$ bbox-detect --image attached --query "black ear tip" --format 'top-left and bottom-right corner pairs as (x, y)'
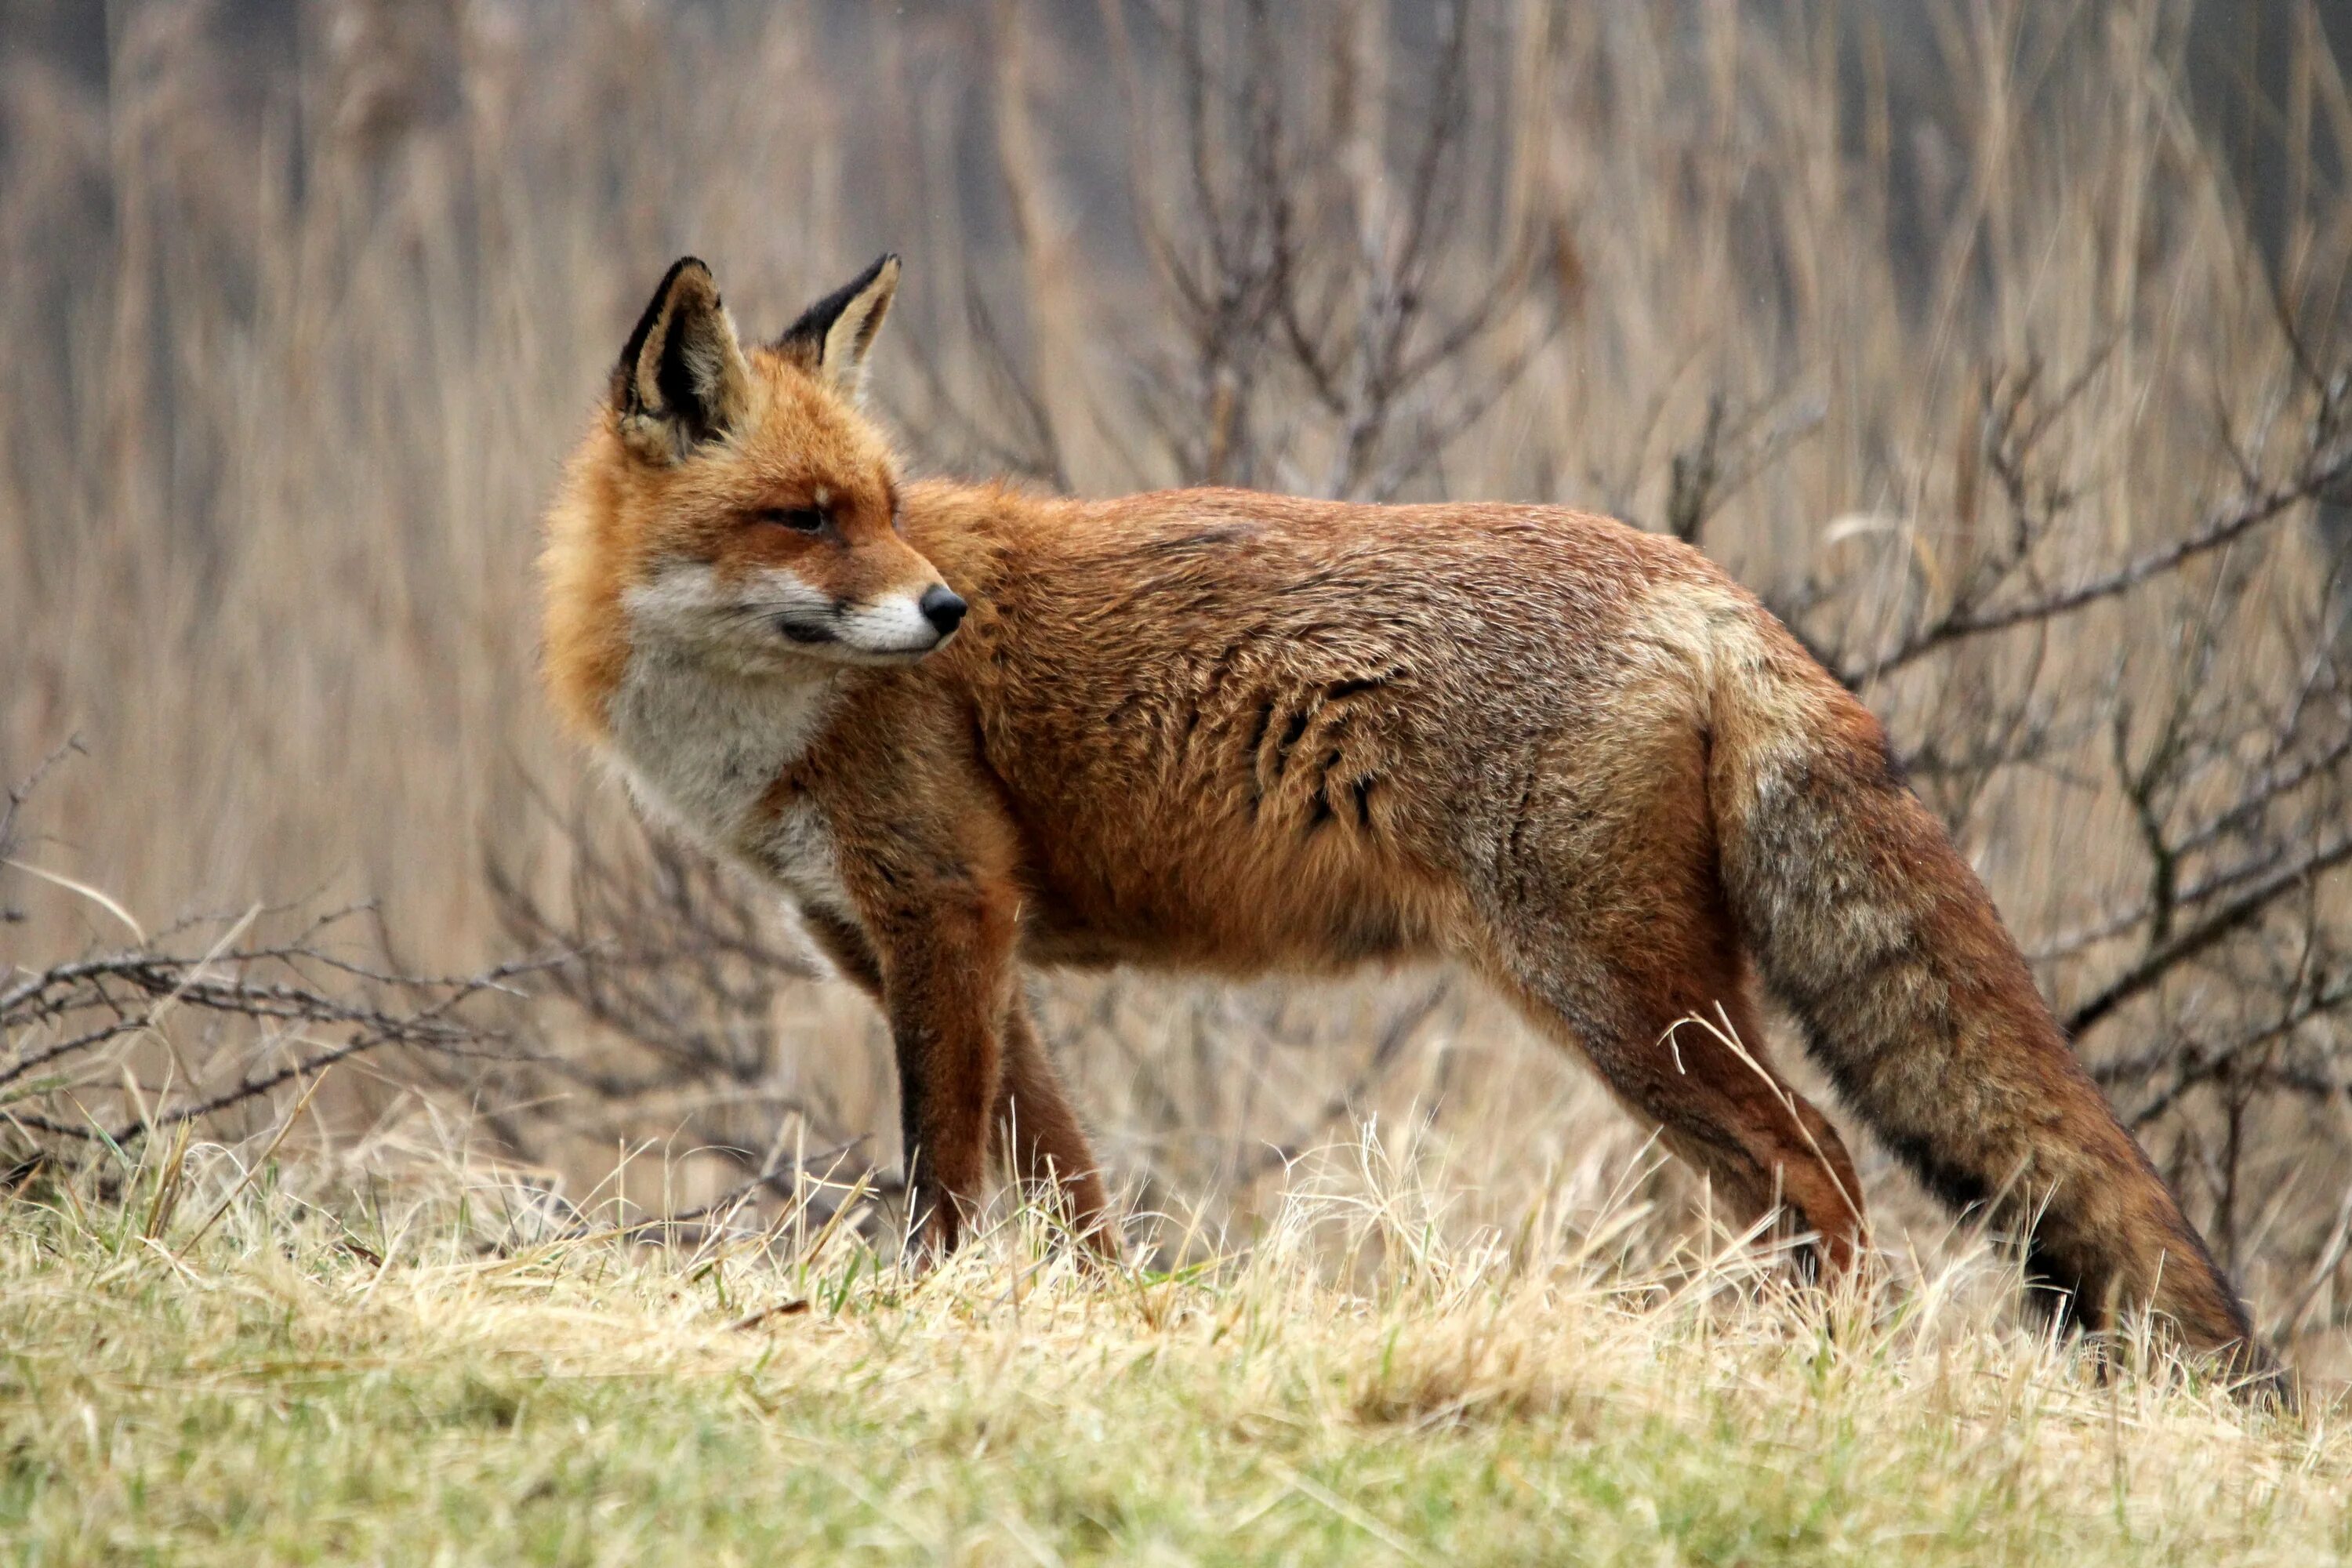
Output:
(773, 254), (903, 361)
(618, 256), (723, 397)
(656, 255), (713, 293)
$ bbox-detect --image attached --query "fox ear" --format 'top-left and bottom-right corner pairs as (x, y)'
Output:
(775, 253), (899, 401)
(612, 256), (753, 463)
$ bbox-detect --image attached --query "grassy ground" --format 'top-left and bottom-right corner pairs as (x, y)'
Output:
(2, 1140), (2347, 1566)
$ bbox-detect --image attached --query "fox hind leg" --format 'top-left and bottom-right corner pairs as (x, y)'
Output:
(1498, 946), (1867, 1280)
(1479, 727), (1864, 1277)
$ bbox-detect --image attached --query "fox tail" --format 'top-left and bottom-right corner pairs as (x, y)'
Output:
(1705, 613), (2267, 1378)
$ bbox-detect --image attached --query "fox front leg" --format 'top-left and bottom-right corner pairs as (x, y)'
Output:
(871, 878), (1018, 1257)
(993, 996), (1116, 1256)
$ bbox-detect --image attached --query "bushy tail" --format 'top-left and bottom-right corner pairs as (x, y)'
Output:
(1705, 618), (2268, 1378)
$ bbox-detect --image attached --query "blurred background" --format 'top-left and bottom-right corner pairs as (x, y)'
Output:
(8, 0), (2352, 1373)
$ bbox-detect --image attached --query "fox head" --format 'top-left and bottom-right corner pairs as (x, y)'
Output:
(543, 253), (960, 735)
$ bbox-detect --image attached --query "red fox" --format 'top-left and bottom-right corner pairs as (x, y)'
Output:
(542, 254), (2267, 1374)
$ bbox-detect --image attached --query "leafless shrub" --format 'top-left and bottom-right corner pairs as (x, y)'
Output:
(909, 0), (1552, 501)
(1, 757), (541, 1162)
(485, 793), (901, 1214)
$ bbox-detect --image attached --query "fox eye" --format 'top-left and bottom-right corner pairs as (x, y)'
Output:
(753, 506), (826, 534)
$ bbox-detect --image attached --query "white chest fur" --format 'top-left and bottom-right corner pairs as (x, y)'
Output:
(604, 648), (851, 913)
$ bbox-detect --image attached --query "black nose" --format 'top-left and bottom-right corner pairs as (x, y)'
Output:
(919, 585), (967, 637)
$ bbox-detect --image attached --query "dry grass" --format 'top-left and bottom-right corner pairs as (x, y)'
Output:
(3, 1126), (2347, 1565)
